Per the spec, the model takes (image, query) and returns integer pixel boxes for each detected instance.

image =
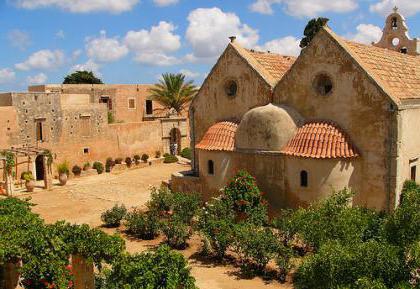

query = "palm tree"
[149,73,198,114]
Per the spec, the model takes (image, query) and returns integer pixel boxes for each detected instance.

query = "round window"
[392,37,400,47]
[313,73,333,96]
[225,80,238,98]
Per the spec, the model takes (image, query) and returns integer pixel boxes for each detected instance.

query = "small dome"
[235,104,302,151]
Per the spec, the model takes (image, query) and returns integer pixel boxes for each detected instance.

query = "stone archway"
[169,128,181,155]
[35,155,45,181]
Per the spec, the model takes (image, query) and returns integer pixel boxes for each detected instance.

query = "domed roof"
[235,104,302,151]
[196,122,238,151]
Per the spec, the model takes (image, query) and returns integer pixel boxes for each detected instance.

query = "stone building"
[0,84,189,181]
[172,9,420,213]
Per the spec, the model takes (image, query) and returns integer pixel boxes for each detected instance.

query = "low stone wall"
[170,172,206,196]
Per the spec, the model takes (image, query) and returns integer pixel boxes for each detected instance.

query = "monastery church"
[171,8,420,212]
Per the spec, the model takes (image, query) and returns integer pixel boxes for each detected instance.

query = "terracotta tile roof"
[245,49,296,83]
[325,27,420,102]
[231,42,296,87]
[196,122,238,152]
[281,121,359,159]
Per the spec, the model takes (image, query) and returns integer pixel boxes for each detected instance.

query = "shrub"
[57,161,70,176]
[133,154,141,164]
[155,151,161,158]
[83,162,90,171]
[93,161,104,174]
[114,158,123,165]
[72,165,82,176]
[384,185,420,247]
[163,153,170,158]
[196,197,236,259]
[141,154,149,163]
[233,224,290,274]
[101,204,127,227]
[181,147,192,160]
[102,245,196,289]
[171,191,201,224]
[21,171,34,181]
[107,111,115,124]
[164,154,178,163]
[105,158,114,173]
[147,186,173,215]
[278,189,384,250]
[162,218,192,249]
[125,157,132,167]
[125,210,160,240]
[294,240,406,289]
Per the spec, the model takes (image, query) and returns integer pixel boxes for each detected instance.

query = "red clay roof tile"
[196,122,238,152]
[281,121,359,159]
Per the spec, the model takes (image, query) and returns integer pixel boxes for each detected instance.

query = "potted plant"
[133,155,141,165]
[106,158,114,173]
[115,158,123,165]
[22,171,35,192]
[72,165,82,177]
[155,151,161,158]
[57,161,70,186]
[83,162,91,171]
[125,157,132,168]
[141,154,149,163]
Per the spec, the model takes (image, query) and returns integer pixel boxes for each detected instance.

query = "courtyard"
[17,162,292,289]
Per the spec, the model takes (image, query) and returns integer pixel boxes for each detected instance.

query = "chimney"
[229,36,236,43]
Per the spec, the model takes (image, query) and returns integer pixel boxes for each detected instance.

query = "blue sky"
[0,0,419,91]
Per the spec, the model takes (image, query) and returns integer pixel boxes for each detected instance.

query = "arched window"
[391,17,398,29]
[300,170,308,187]
[208,160,215,175]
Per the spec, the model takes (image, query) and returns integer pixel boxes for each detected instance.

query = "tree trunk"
[71,255,94,289]
[0,260,21,289]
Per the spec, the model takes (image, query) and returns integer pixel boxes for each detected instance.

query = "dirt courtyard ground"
[18,162,292,289]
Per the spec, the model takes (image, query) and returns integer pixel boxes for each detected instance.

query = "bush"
[133,154,141,164]
[102,245,196,289]
[277,189,384,250]
[162,218,192,249]
[125,157,132,167]
[57,161,70,176]
[196,197,236,259]
[105,158,114,173]
[171,191,201,224]
[294,240,406,289]
[83,162,90,171]
[107,111,115,124]
[164,154,178,163]
[181,148,192,160]
[125,210,160,240]
[101,204,127,228]
[233,224,290,274]
[147,186,173,215]
[141,154,149,163]
[72,165,82,176]
[155,151,161,158]
[21,171,34,181]
[114,158,123,165]
[384,184,420,247]
[93,161,104,174]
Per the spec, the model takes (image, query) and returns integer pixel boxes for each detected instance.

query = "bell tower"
[373,7,419,56]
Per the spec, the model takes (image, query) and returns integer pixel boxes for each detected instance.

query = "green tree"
[299,17,329,48]
[63,70,103,84]
[149,73,198,114]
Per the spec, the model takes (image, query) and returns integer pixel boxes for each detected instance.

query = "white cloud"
[56,30,65,39]
[8,29,31,50]
[86,30,128,62]
[0,68,16,84]
[71,59,101,76]
[124,21,181,65]
[186,7,259,60]
[27,72,48,85]
[255,36,301,56]
[370,0,420,17]
[15,49,65,71]
[153,0,178,7]
[71,49,82,61]
[11,0,139,13]
[179,69,201,79]
[249,0,357,18]
[349,24,382,45]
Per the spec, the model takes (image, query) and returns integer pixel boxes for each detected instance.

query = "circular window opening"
[225,80,238,98]
[313,74,333,96]
[392,37,400,47]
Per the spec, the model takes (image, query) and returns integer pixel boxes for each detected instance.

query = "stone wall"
[273,29,396,211]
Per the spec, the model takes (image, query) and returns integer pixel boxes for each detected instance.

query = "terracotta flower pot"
[25,180,35,192]
[59,173,68,186]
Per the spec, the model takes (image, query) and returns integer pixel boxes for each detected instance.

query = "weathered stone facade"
[0,84,188,181]
[172,11,420,213]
